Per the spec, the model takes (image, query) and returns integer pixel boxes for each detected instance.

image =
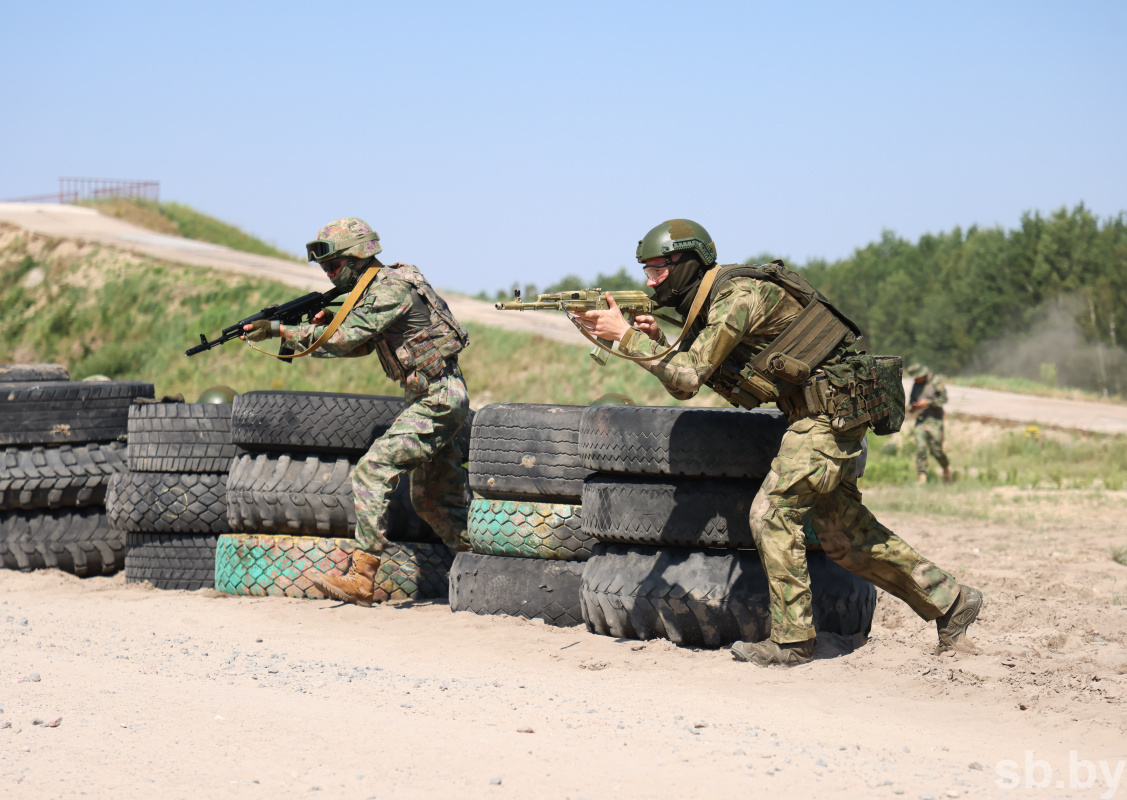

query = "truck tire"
[124,532,218,590]
[213,533,451,602]
[230,391,404,456]
[0,364,69,383]
[580,544,875,648]
[0,507,123,576]
[468,404,587,502]
[0,442,127,511]
[448,551,585,627]
[225,452,440,543]
[466,498,592,561]
[0,381,154,446]
[106,471,229,534]
[579,405,787,479]
[127,403,235,473]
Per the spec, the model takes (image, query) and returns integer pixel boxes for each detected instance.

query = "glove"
[243,320,275,342]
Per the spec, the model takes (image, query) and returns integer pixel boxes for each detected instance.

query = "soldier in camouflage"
[907,363,952,484]
[577,219,982,666]
[242,217,471,606]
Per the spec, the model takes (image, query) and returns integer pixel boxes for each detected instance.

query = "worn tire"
[106,471,229,534]
[231,391,404,456]
[213,533,451,602]
[0,380,154,446]
[581,476,822,549]
[0,364,69,383]
[580,544,876,648]
[0,507,123,576]
[468,404,588,502]
[466,498,592,561]
[0,442,128,511]
[448,551,585,627]
[225,452,440,543]
[124,532,217,590]
[579,405,787,479]
[127,403,235,473]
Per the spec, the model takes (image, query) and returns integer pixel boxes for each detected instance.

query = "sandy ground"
[2,487,1127,799]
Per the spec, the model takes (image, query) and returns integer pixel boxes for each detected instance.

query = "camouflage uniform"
[910,375,950,476]
[284,264,470,556]
[619,277,961,644]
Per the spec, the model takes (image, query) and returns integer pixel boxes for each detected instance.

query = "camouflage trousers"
[914,416,949,474]
[749,415,960,644]
[351,369,471,556]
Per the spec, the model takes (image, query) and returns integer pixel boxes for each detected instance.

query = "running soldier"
[242,217,470,606]
[576,219,982,666]
[907,363,952,484]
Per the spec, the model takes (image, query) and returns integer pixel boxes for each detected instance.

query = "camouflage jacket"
[909,376,947,420]
[618,277,803,401]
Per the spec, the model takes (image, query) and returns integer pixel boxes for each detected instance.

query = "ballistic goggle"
[305,232,380,263]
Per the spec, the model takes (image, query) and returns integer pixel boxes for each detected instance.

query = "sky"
[1,1,1125,294]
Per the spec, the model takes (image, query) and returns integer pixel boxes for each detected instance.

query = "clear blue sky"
[2,1,1124,294]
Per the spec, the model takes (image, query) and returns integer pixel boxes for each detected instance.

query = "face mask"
[649,256,704,310]
[326,257,372,290]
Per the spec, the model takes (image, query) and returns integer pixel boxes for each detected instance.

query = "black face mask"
[649,257,705,313]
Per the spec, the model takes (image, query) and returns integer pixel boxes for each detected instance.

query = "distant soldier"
[242,217,471,606]
[907,363,952,484]
[576,219,982,666]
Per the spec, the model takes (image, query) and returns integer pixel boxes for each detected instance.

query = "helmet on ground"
[906,363,931,379]
[197,385,238,404]
[305,217,382,263]
[636,219,716,266]
[589,393,636,407]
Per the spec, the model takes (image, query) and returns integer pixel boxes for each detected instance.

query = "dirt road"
[3,484,1127,799]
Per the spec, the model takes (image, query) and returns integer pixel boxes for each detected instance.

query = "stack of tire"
[0,364,153,576]
[108,399,236,591]
[578,405,877,648]
[451,404,596,627]
[214,391,462,603]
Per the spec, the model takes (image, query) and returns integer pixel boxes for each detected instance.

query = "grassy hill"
[80,197,298,262]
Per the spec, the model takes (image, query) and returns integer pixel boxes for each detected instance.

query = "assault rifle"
[496,288,676,365]
[185,287,346,361]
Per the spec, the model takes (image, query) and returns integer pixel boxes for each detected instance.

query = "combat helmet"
[306,217,382,289]
[636,219,717,266]
[197,385,238,404]
[906,363,931,379]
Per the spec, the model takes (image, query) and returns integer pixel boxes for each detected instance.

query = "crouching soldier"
[242,217,471,606]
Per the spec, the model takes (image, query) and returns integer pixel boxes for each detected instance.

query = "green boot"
[731,637,816,667]
[935,585,983,654]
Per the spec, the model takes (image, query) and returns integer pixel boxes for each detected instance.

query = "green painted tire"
[466,498,593,561]
[214,533,451,602]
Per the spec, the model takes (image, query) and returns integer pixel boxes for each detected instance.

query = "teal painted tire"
[214,533,451,602]
[466,498,592,561]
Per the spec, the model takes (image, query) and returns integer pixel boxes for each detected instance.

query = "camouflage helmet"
[306,217,382,263]
[636,219,717,266]
[197,385,238,404]
[906,363,931,379]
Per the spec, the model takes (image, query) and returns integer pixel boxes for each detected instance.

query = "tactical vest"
[369,264,469,391]
[698,262,904,434]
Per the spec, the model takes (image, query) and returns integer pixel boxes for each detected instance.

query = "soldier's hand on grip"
[631,314,662,342]
[577,293,630,343]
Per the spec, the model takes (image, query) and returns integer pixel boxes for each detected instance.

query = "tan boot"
[917,472,928,485]
[936,585,983,654]
[942,466,953,483]
[731,637,816,667]
[307,551,381,607]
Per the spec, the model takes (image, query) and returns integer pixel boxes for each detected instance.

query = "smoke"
[963,294,1126,396]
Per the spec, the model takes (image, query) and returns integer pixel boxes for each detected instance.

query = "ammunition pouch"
[774,355,904,435]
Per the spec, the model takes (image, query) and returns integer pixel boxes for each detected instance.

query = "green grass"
[951,374,1126,405]
[0,239,722,407]
[79,197,298,262]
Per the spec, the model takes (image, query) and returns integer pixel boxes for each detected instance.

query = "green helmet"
[197,385,238,404]
[636,219,717,266]
[906,363,930,379]
[589,392,636,407]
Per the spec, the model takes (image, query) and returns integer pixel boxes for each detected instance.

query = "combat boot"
[942,466,953,483]
[730,637,816,667]
[917,473,928,485]
[935,585,983,654]
[307,551,381,607]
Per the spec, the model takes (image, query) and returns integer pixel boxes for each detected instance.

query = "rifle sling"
[573,267,720,363]
[247,266,381,360]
